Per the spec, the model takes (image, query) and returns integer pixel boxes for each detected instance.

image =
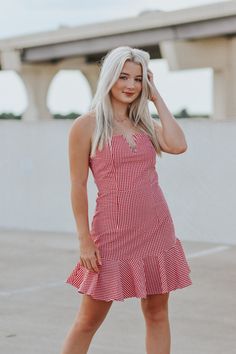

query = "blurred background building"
[0,0,235,244]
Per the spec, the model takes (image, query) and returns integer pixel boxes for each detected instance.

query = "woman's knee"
[73,314,102,333]
[141,293,169,323]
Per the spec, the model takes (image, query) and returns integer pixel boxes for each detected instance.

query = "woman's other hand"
[147,68,159,102]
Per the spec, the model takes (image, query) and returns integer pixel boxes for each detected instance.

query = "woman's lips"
[123,92,135,96]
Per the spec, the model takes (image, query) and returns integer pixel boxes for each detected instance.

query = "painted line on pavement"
[0,245,231,297]
[187,245,230,259]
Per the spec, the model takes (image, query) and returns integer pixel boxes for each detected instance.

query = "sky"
[0,0,230,115]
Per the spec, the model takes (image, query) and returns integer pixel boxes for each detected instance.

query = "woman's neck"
[111,99,129,119]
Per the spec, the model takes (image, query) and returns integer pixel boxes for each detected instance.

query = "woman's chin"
[118,96,137,104]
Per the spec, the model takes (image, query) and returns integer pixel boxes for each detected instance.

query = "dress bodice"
[89,132,158,193]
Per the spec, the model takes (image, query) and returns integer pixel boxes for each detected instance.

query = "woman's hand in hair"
[147,69,159,102]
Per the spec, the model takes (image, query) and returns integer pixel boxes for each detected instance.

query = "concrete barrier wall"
[0,118,235,244]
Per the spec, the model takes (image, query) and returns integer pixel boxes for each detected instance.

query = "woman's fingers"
[90,257,99,272]
[82,256,99,273]
[147,69,155,84]
[95,249,102,265]
[79,257,85,267]
[147,68,153,76]
[79,241,102,273]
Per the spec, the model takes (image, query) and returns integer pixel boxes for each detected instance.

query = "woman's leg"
[60,294,113,354]
[140,293,171,354]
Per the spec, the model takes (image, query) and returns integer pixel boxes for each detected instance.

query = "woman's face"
[110,60,143,104]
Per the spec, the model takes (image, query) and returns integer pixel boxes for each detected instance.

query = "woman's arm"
[148,69,188,154]
[68,113,102,272]
[68,115,91,240]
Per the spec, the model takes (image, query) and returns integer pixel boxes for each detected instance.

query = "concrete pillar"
[160,37,236,121]
[0,54,98,120]
[1,52,102,120]
[57,58,100,96]
[79,64,100,95]
[18,61,100,120]
[214,37,236,121]
[18,64,58,121]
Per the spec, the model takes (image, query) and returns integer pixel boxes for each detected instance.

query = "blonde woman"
[61,46,192,354]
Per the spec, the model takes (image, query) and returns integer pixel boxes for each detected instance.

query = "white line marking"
[90,343,138,354]
[187,245,230,259]
[0,245,231,297]
[0,281,64,297]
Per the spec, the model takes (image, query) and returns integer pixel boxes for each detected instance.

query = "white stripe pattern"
[66,132,192,302]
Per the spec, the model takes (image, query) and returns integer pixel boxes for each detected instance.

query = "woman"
[61,46,192,354]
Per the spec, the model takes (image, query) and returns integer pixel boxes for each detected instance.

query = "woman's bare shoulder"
[68,110,96,141]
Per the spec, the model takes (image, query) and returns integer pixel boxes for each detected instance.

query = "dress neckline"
[89,131,149,161]
[111,131,147,139]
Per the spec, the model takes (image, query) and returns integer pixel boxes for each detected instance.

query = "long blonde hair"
[89,46,162,158]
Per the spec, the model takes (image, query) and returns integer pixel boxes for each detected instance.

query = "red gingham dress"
[66,131,192,302]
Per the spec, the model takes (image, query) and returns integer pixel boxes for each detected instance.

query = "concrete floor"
[0,229,235,354]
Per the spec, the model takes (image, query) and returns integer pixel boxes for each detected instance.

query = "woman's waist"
[96,180,158,194]
[93,181,166,219]
[95,172,158,193]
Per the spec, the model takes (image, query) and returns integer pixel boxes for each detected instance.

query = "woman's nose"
[126,79,135,88]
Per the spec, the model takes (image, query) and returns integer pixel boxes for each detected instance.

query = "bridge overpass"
[0,0,236,121]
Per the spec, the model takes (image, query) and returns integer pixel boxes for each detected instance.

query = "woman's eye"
[120,76,142,82]
[119,76,142,82]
